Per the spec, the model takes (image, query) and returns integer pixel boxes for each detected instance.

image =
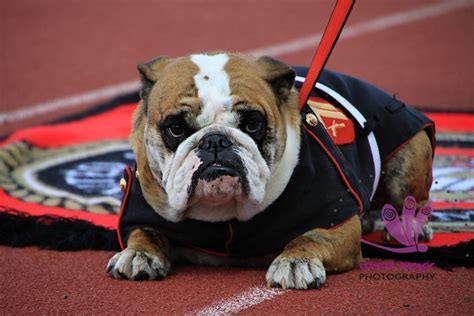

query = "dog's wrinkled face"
[131,52,301,223]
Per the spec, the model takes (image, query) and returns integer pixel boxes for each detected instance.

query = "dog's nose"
[198,133,233,152]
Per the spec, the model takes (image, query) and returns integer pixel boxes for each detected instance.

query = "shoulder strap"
[298,0,355,111]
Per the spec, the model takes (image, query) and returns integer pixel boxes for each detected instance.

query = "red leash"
[298,0,355,110]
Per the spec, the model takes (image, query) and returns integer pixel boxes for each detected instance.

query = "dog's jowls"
[107,52,434,289]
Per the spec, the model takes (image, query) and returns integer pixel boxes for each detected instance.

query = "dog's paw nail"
[308,278,322,289]
[117,271,128,279]
[133,271,151,281]
[106,263,113,273]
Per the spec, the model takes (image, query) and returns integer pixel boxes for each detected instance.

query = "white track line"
[0,80,141,124]
[188,287,286,316]
[1,0,471,125]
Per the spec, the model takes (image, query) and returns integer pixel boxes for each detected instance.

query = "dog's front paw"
[266,255,326,290]
[106,248,171,281]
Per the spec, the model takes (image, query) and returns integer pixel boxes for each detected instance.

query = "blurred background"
[1,0,473,136]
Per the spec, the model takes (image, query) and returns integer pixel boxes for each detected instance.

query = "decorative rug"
[0,94,473,256]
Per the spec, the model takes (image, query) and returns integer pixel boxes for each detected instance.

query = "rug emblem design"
[0,141,134,214]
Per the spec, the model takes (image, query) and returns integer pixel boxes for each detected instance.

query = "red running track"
[0,247,473,314]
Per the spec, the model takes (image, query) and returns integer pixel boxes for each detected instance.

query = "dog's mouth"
[188,160,249,204]
[197,161,241,181]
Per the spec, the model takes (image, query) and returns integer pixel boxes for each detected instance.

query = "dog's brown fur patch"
[130,101,169,213]
[280,215,362,274]
[127,228,170,260]
[373,130,433,210]
[224,54,300,162]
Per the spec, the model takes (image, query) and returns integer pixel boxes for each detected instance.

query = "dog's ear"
[137,56,170,103]
[257,56,296,104]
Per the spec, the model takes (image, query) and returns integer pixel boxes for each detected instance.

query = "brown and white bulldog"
[106,52,434,289]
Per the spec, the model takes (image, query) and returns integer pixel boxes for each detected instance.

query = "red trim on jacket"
[225,222,234,254]
[303,125,364,214]
[117,166,133,250]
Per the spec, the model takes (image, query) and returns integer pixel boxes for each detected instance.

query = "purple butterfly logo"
[361,196,432,253]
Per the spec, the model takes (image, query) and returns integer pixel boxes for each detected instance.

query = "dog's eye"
[238,110,266,150]
[168,124,185,138]
[240,111,265,135]
[244,119,261,133]
[160,114,194,151]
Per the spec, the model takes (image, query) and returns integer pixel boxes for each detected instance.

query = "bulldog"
[106,52,435,289]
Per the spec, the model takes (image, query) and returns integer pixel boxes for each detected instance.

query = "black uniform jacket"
[117,68,435,258]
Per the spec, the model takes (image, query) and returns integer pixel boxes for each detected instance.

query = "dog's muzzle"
[191,132,249,194]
